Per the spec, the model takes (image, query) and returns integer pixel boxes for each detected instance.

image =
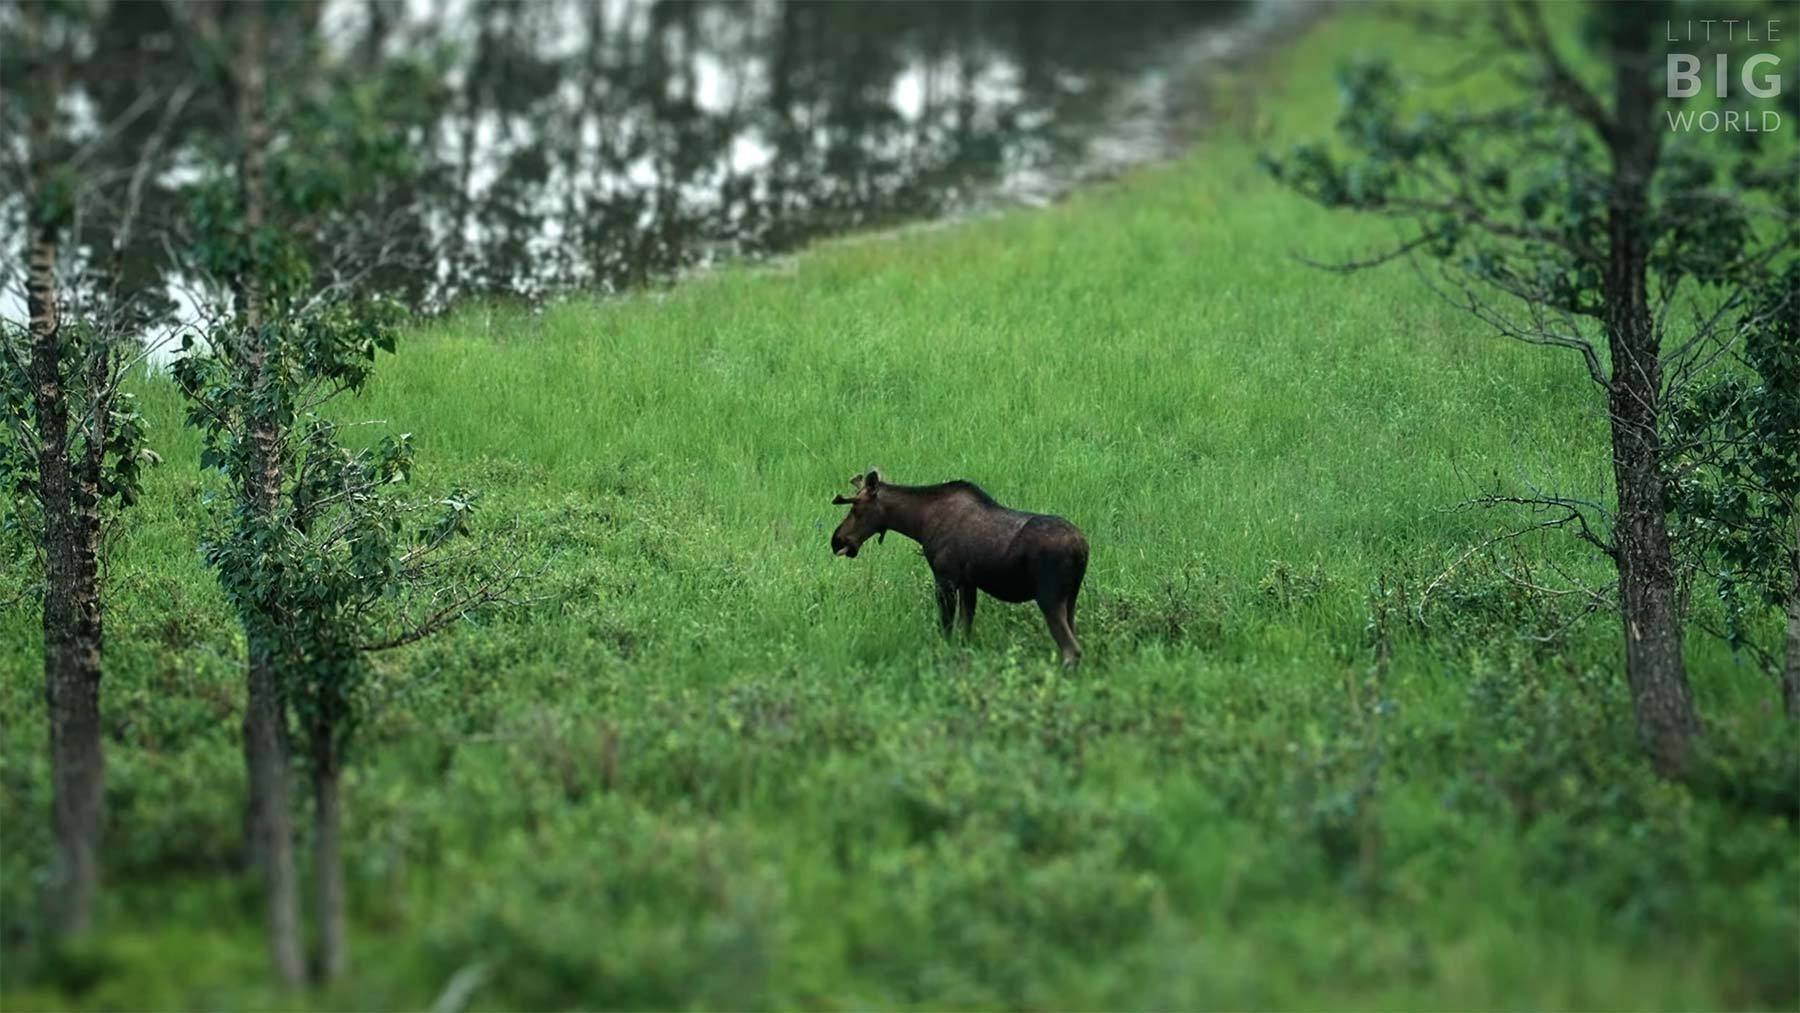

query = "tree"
[215,4,305,985]
[1263,1,1797,776]
[151,3,307,981]
[0,1,185,935]
[176,311,507,982]
[171,3,510,983]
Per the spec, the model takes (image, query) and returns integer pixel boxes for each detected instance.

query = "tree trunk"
[311,715,348,983]
[362,0,391,65]
[231,7,306,987]
[1608,370,1701,775]
[1603,20,1701,777]
[1784,513,1798,720]
[243,648,303,986]
[32,178,106,945]
[24,6,105,937]
[449,1,496,297]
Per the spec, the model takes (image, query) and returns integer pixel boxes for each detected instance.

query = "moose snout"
[831,533,858,557]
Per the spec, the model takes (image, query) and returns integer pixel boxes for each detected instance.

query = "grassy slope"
[3,7,1795,1010]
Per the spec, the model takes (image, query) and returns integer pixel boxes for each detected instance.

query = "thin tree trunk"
[1608,366,1700,775]
[558,0,604,288]
[1784,513,1798,720]
[450,99,478,296]
[311,715,347,983]
[362,0,391,66]
[231,6,306,987]
[32,159,106,945]
[449,1,496,297]
[25,5,105,937]
[1604,21,1701,777]
[243,651,303,986]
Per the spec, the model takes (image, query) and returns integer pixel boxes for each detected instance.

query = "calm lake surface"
[4,0,1314,343]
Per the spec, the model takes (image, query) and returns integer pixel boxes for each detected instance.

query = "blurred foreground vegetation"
[2,7,1796,1009]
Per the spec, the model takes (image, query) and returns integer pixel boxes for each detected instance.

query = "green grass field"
[3,9,1796,1010]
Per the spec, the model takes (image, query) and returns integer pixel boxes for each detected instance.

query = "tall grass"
[2,8,1793,1010]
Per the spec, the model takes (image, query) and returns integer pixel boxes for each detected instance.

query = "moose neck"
[877,485,945,549]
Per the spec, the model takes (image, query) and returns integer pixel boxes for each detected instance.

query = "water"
[2,0,1312,346]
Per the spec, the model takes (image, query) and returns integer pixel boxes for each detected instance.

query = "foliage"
[167,6,492,787]
[1260,3,1796,402]
[0,0,168,564]
[1666,265,1800,651]
[1,320,159,525]
[174,305,482,760]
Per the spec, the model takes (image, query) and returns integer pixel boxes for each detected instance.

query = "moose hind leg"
[1037,594,1081,667]
[957,585,977,637]
[1058,599,1083,665]
[1067,549,1086,641]
[935,576,957,638]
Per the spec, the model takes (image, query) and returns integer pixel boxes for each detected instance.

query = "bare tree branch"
[1498,2,1616,145]
[1411,257,1612,389]
[1290,228,1447,274]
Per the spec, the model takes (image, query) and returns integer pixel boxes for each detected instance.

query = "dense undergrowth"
[2,8,1795,1010]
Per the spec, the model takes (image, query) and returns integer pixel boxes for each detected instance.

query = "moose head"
[830,469,888,558]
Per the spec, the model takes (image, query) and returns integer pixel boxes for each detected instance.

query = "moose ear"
[849,473,864,490]
[832,494,853,505]
[864,469,881,489]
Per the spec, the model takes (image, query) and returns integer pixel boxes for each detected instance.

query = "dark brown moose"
[830,470,1089,665]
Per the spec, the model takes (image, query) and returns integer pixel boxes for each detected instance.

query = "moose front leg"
[934,575,958,638]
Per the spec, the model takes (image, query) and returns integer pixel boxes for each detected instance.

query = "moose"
[830,470,1089,666]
